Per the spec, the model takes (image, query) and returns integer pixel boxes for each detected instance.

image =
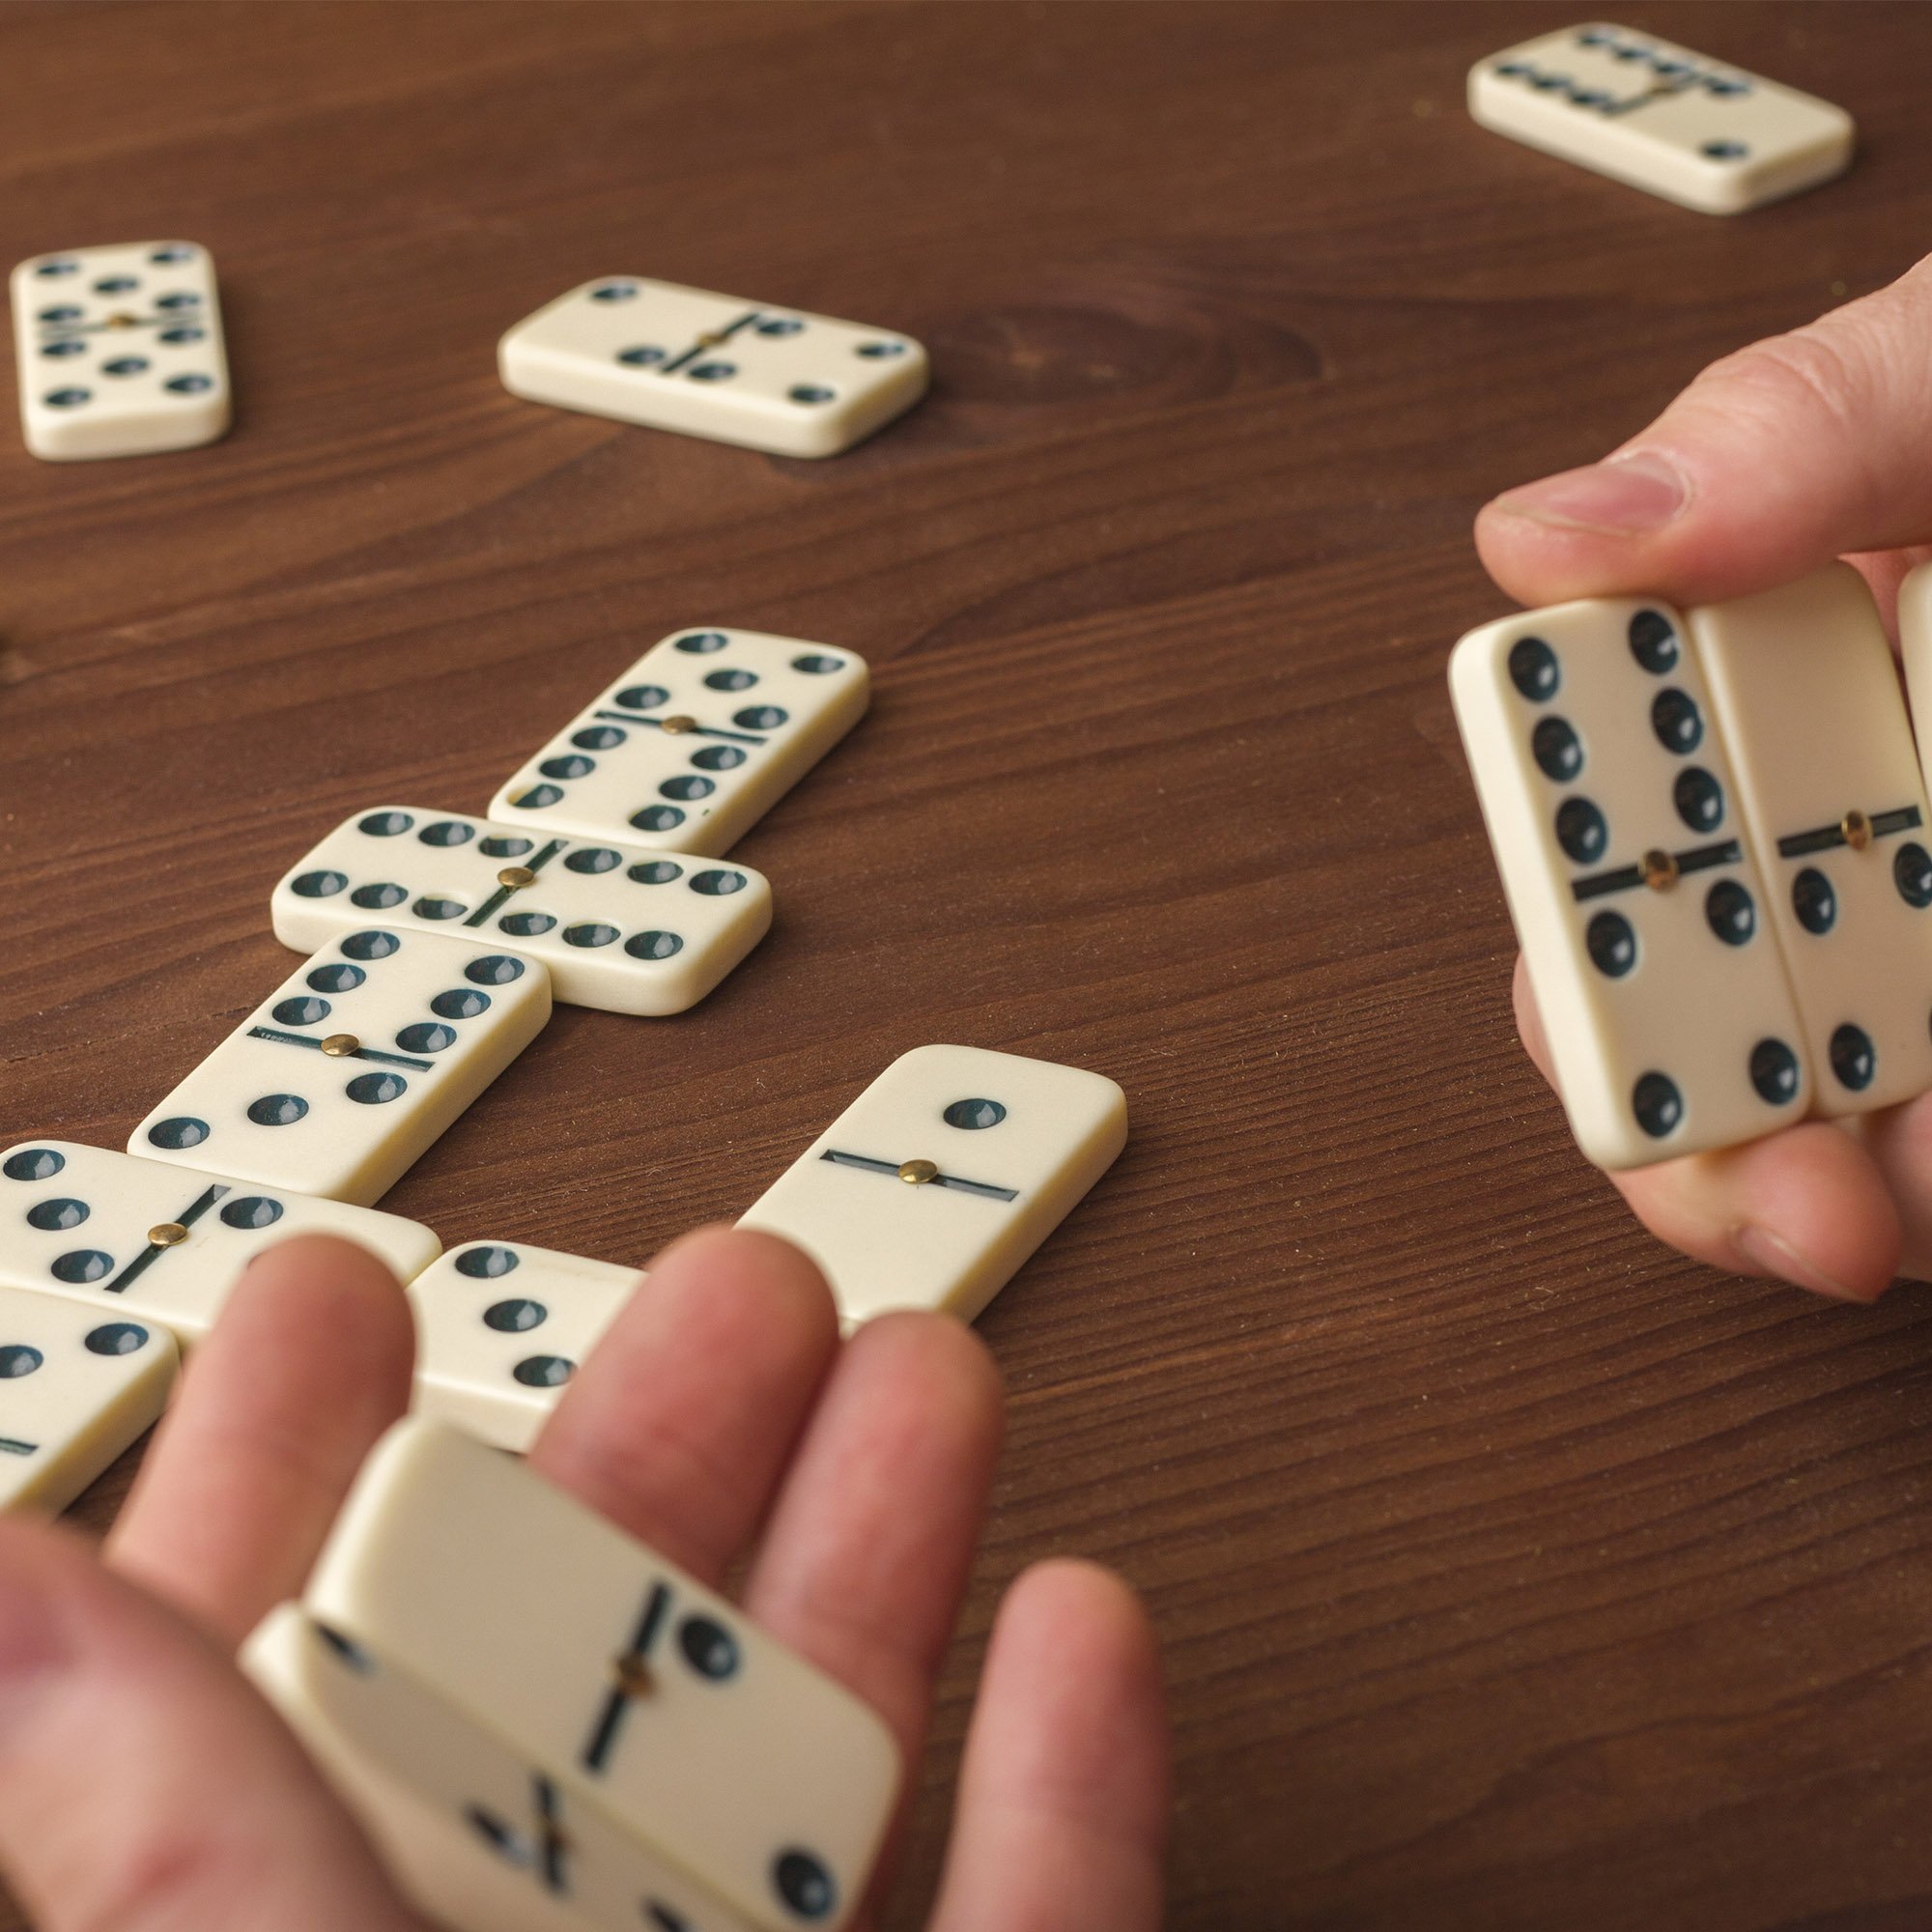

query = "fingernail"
[1490,450,1690,535]
[1734,1225,1878,1304]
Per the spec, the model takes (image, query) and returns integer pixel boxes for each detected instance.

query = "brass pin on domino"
[610,1652,656,1699]
[1843,808,1872,850]
[1641,848,1679,892]
[320,1034,361,1058]
[497,866,537,889]
[147,1222,189,1247]
[897,1159,939,1185]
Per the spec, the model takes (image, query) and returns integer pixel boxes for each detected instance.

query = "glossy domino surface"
[274,809,771,1016]
[491,629,868,857]
[130,931,551,1207]
[11,240,230,458]
[0,1141,440,1345]
[1468,23,1853,213]
[498,276,927,457]
[736,1045,1128,1325]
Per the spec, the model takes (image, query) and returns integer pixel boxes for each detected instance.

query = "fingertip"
[108,1232,418,1642]
[1728,1124,1900,1301]
[986,1559,1169,1836]
[1510,952,1554,1083]
[650,1224,842,1350]
[998,1558,1163,1703]
[226,1232,416,1368]
[844,1310,1006,1436]
[532,1225,843,1582]
[1622,1122,1900,1305]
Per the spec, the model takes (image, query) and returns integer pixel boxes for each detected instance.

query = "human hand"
[0,1231,1169,1931]
[1474,253,1932,1303]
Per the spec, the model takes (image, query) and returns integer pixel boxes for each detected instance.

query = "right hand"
[1474,253,1932,1303]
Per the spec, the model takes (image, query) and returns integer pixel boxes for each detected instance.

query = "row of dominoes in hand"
[0,1038,1126,1507]
[1451,562,1932,1173]
[12,246,926,461]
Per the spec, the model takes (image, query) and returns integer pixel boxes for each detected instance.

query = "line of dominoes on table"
[2,619,1127,1501]
[6,242,1128,1932]
[1451,561,1932,1175]
[0,626,1124,1931]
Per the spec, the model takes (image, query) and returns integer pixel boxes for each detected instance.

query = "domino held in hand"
[247,1605,735,1932]
[1450,599,1809,1169]
[737,1045,1128,1327]
[498,276,927,457]
[296,1418,900,1932]
[1468,23,1854,214]
[1689,564,1932,1120]
[11,241,230,459]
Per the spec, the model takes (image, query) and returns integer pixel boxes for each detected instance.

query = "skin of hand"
[1475,249,1932,1304]
[0,1232,1169,1932]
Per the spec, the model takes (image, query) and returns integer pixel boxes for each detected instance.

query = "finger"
[530,1225,840,1585]
[1841,1092,1932,1283]
[926,1560,1168,1932]
[107,1234,416,1647]
[743,1312,1003,1791]
[0,1516,422,1932]
[1512,954,1900,1300]
[1475,254,1932,610]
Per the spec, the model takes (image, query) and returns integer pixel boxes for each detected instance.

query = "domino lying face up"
[130,929,552,1207]
[273,808,772,1015]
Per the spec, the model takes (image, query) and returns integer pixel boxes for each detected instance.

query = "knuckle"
[67,1830,260,1932]
[1696,327,1869,438]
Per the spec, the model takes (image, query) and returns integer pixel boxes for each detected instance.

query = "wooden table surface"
[6,3,1932,1926]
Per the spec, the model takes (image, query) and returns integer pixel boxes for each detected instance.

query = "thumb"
[1475,253,1932,611]
[0,1516,422,1932]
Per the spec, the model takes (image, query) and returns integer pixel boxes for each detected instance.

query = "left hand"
[0,1229,1170,1931]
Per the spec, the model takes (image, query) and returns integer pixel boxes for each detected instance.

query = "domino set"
[2,613,1127,1494]
[6,236,1123,1931]
[1451,562,1932,1173]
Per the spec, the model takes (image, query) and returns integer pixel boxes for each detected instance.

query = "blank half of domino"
[1468,23,1853,214]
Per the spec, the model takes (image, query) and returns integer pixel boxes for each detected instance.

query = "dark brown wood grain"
[6,3,1932,1926]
